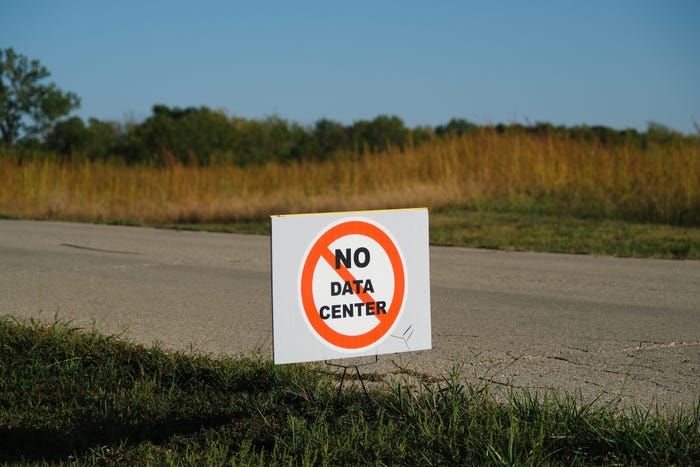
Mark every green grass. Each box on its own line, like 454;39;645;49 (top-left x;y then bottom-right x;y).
2;317;698;465
429;204;700;259
103;203;700;260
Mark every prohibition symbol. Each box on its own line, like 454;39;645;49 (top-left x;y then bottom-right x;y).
299;219;406;351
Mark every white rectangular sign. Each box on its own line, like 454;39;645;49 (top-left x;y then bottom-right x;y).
271;208;431;364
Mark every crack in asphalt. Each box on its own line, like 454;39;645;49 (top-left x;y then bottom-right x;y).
620;341;700;351
60;243;140;255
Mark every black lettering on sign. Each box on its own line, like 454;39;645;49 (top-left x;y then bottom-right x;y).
330;279;375;296
318;301;388;320
331;282;341;296
343;303;354;318
334;247;370;269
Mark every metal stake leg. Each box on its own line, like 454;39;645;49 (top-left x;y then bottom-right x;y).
326;356;378;408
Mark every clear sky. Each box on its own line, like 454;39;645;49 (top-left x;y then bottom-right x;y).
3;0;699;134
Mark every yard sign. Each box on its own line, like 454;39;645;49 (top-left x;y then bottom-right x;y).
271;208;431;364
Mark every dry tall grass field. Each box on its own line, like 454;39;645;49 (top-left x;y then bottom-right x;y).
1;128;698;226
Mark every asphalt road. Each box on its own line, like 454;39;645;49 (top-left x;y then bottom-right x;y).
1;219;698;409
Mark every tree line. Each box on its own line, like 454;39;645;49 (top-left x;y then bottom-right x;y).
44;108;420;165
35;109;699;166
2;47;695;166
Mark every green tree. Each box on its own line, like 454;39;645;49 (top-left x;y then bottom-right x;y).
408;125;434;148
83;118;120;160
229;115;313;165
120;105;236;165
0;48;80;145
313;118;349;160
646;121;682;145
349;115;408;153
435;118;477;137
46;117;121;160
45;116;87;155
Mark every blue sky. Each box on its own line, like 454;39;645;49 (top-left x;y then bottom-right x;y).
3;0;699;134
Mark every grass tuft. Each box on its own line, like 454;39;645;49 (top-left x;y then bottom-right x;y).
1;316;698;465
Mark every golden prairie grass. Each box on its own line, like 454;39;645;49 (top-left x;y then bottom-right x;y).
1;128;698;225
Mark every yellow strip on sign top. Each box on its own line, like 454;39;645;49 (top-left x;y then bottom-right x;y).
270;207;428;219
